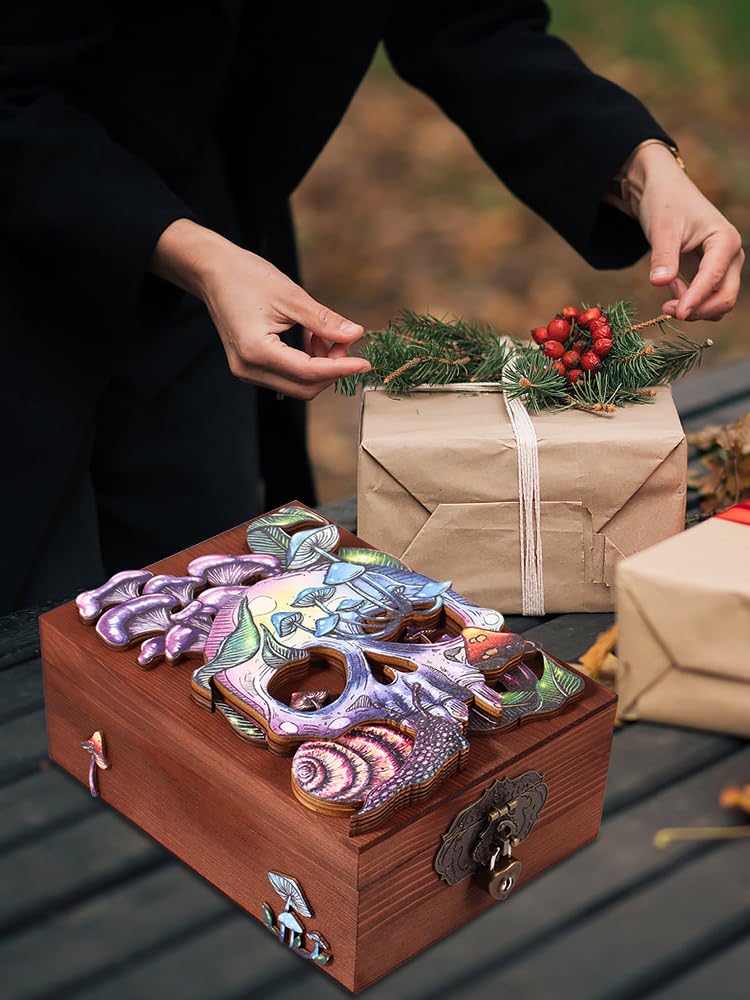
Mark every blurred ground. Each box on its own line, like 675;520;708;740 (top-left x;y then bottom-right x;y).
294;1;750;503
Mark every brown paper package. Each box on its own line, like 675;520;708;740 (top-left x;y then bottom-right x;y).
358;386;686;613
616;517;750;737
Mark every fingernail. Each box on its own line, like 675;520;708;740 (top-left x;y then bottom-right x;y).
650;266;671;280
339;320;361;334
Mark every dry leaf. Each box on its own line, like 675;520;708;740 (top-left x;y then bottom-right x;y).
687;412;750;514
577;624;619;682
719;783;750;814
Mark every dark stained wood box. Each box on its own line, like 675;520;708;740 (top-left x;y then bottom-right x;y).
40;514;616;994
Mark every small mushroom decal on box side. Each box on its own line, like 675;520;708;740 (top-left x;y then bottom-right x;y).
80;730;110;798
262;871;332;965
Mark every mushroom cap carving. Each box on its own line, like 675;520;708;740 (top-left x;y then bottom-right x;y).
80;730;109;770
186;554;280;586
96;594;179;647
267;872;313;917
291;586;335;608
461;627;536;672
307;931;330;950
76;570;152;623
286;525;340;570
323;562;365;586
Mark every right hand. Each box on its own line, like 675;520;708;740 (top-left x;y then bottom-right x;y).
151;219;370;398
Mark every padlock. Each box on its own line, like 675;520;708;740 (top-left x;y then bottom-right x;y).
476;837;522;901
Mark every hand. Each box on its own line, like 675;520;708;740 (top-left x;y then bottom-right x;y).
150;219;370;398
624;143;745;321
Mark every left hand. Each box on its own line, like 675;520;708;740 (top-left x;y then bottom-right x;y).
624;142;744;321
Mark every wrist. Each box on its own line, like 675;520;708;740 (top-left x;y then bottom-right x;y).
150;219;235;299
617;141;687;217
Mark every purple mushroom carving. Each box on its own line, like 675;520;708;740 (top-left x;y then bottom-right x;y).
164;600;216;662
186;554;281;586
142;574;203;606
196;586;253;611
137;635;167;668
76;570;152;624
96;594;179;648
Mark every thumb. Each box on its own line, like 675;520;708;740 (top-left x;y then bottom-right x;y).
648;219;681;286
287;289;364;343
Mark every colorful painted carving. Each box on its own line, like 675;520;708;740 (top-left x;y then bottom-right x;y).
76;506;585;833
261;872;331;965
80;730;110;797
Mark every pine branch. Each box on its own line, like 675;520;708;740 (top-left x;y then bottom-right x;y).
652;334;715;383
497;351;570;411
335;303;712;411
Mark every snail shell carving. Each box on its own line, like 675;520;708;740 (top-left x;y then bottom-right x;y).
291;724;414;809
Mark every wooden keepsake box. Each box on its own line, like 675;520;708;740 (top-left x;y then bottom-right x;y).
40;504;616;993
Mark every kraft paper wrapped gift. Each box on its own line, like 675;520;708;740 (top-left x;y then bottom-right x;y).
357;385;687;613
616;505;750;737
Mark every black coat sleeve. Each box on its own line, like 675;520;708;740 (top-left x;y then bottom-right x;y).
384;0;674;269
0;3;193;324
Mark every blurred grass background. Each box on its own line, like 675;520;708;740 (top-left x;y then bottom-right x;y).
294;1;749;502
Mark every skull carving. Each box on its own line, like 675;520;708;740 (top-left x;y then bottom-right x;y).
77;506;585;834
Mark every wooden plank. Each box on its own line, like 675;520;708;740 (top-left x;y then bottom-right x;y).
672;358;750;419
523;613;614;662
0;710;48;785
682;397;750;434
73;915;294;1000
501;613;555;633
449;838;750;1000
0;657;44;723
0;769;92;852
604;723;742;816
75;744;749;1000
647;934;750;1000
0;866;230;999
0;595;77;671
0;609;42;672
0;811;165;935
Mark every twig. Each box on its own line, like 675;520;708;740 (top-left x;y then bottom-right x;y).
654;825;750;848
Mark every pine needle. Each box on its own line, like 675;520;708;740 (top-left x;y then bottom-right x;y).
335;304;712;409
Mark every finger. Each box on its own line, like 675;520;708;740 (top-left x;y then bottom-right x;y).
307;332;330;358
328;340;354;360
676;254;743;321
649;217;682;285
669;276;689;299
674;229;743;319
229;358;338;400
257;338;370;384
283;288;364;343
661;276;689;315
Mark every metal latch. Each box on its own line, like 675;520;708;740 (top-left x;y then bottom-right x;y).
434;770;548;899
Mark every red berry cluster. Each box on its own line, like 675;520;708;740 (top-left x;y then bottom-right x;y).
531;306;614;385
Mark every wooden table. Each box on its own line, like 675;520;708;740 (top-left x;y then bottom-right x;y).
2;362;749;1000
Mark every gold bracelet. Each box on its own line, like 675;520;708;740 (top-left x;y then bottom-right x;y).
607;140;686;211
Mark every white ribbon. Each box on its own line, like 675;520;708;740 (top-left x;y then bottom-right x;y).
502;350;545;616
400;355;546;614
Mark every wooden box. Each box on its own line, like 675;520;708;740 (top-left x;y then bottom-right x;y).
40;509;616;993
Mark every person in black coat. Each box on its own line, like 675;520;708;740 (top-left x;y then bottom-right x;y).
0;1;743;611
